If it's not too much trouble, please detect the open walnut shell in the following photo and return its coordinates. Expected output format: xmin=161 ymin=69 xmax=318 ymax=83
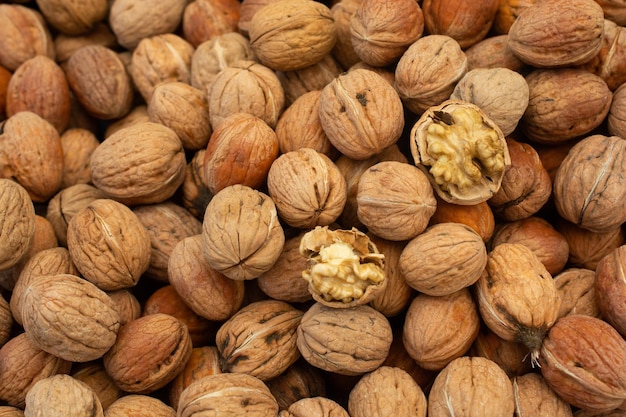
xmin=299 ymin=226 xmax=386 ymax=308
xmin=410 ymin=100 xmax=510 ymax=205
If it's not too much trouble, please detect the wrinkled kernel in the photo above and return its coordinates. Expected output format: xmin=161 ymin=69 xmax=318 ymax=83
xmin=426 ymin=107 xmax=505 ymax=193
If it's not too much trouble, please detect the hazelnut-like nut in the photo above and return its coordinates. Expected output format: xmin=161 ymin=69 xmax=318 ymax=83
xmin=182 ymin=0 xmax=240 ymax=47
xmin=299 ymin=226 xmax=386 ymax=308
xmin=0 ymin=179 xmax=35 ymax=271
xmin=248 ymin=0 xmax=337 ymax=72
xmin=318 ymin=68 xmax=404 ymax=161
xmin=410 ymin=100 xmax=510 ymax=205
xmin=24 ymin=374 xmax=103 ymax=417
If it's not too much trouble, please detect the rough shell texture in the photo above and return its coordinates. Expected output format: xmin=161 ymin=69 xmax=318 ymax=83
xmin=469 ymin=327 xmax=532 ymax=378
xmin=540 ymin=314 xmax=626 ymax=412
xmin=595 ymin=246 xmax=626 ymax=336
xmin=182 ymin=0 xmax=241 ymax=48
xmin=216 ymin=300 xmax=303 ymax=381
xmin=464 ymin=34 xmax=526 ymax=72
xmin=318 ymin=68 xmax=404 ymax=160
xmin=168 ymin=346 xmax=222 ymax=410
xmin=0 ymin=179 xmax=35 ymax=271
xmin=103 ymin=313 xmax=192 ymax=394
xmin=356 ymin=161 xmax=436 ymax=241
xmin=103 ymin=395 xmax=176 ymax=417
xmin=609 ymin=83 xmax=626 ymax=138
xmin=428 ymin=356 xmax=515 ymax=417
xmin=265 ymin=361 xmax=327 ymax=411
xmin=21 ymin=274 xmax=120 ymax=363
xmin=285 ymin=396 xmax=349 ymax=417
xmin=90 ymin=122 xmax=187 ymax=206
xmin=248 ymin=0 xmax=337 ymax=72
xmin=578 ymin=19 xmax=626 ymax=91
xmin=513 ymin=373 xmax=573 ymax=417
xmin=555 ymin=268 xmax=600 ymax=319
xmin=507 ymin=0 xmax=605 ymax=67
xmin=296 ymin=302 xmax=392 ymax=376
xmin=67 ymin=198 xmax=151 ymax=291
xmin=553 ymin=135 xmax=626 ymax=233
xmin=24 ymin=374 xmax=103 ymax=417
xmin=59 ymin=128 xmax=100 ymax=189
xmin=202 ymin=184 xmax=285 ymax=280
xmin=177 ymin=372 xmax=279 ymax=417
xmin=71 ymin=362 xmax=121 ymax=410
xmin=35 ymin=0 xmax=108 ymax=35
xmin=400 ymin=222 xmax=487 ymax=296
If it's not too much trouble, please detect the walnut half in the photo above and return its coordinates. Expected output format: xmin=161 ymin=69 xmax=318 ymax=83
xmin=299 ymin=226 xmax=385 ymax=308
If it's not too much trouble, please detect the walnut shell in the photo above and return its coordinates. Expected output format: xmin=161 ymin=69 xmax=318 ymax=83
xmin=71 ymin=362 xmax=122 ymax=410
xmin=103 ymin=395 xmax=176 ymax=417
xmin=182 ymin=149 xmax=213 ymax=220
xmin=348 ymin=366 xmax=427 ymax=417
xmin=283 ymin=397 xmax=349 ymax=417
xmin=181 ymin=0 xmax=240 ymax=48
xmin=513 ymin=373 xmax=573 ymax=417
xmin=595 ymin=245 xmax=626 ymax=336
xmin=168 ymin=346 xmax=222 ymax=410
xmin=177 ymin=373 xmax=279 ymax=417
xmin=248 ymin=0 xmax=337 ymax=72
xmin=21 ymin=273 xmax=120 ymax=362
xmin=554 ymin=268 xmax=600 ymax=319
xmin=202 ymin=184 xmax=285 ymax=280
xmin=59 ymin=128 xmax=100 ymax=189
xmin=103 ymin=313 xmax=193 ymax=394
xmin=36 ymin=0 xmax=108 ymax=36
xmin=90 ymin=122 xmax=187 ymax=206
xmin=0 ymin=407 xmax=24 ymax=417
xmin=318 ymin=68 xmax=404 ymax=160
xmin=428 ymin=356 xmax=514 ymax=417
xmin=469 ymin=327 xmax=532 ymax=378
xmin=297 ymin=302 xmax=392 ymax=376
xmin=0 ymin=179 xmax=35 ymax=271
xmin=609 ymin=83 xmax=626 ymax=138
xmin=216 ymin=299 xmax=303 ymax=381
xmin=356 ymin=161 xmax=436 ymax=241
xmin=577 ymin=19 xmax=626 ymax=91
xmin=508 ymin=0 xmax=605 ymax=67
xmin=53 ymin=23 xmax=117 ymax=64
xmin=399 ymin=222 xmax=487 ymax=296
xmin=67 ymin=198 xmax=151 ymax=291
xmin=556 ymin=219 xmax=625 ymax=271
xmin=410 ymin=100 xmax=510 ymax=205
xmin=330 ymin=0 xmax=361 ymax=70
xmin=540 ymin=315 xmax=626 ymax=412
xmin=24 ymin=374 xmax=103 ymax=417
xmin=276 ymin=54 xmax=343 ymax=107
xmin=265 ymin=360 xmax=327 ymax=411
xmin=464 ymin=34 xmax=527 ymax=72
xmin=553 ymin=135 xmax=626 ymax=233
xmin=428 ymin=197 xmax=495 ymax=242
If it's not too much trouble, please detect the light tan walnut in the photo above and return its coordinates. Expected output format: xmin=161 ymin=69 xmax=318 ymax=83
xmin=513 ymin=372 xmax=573 ymax=417
xmin=36 ymin=0 xmax=108 ymax=36
xmin=299 ymin=226 xmax=385 ymax=308
xmin=104 ymin=395 xmax=175 ymax=417
xmin=330 ymin=0 xmax=362 ymax=70
xmin=24 ymin=374 xmax=103 ymax=417
xmin=59 ymin=128 xmax=100 ymax=189
xmin=104 ymin=105 xmax=150 ymax=139
xmin=106 ymin=289 xmax=141 ymax=326
xmin=609 ymin=83 xmax=626 ymax=138
xmin=71 ymin=362 xmax=122 ymax=410
xmin=0 ymin=179 xmax=35 ymax=271
xmin=283 ymin=397 xmax=349 ymax=417
xmin=0 ymin=407 xmax=24 ymax=417
xmin=276 ymin=54 xmax=343 ymax=107
xmin=554 ymin=268 xmax=600 ymax=319
xmin=410 ymin=100 xmax=510 ymax=205
xmin=53 ymin=23 xmax=117 ymax=64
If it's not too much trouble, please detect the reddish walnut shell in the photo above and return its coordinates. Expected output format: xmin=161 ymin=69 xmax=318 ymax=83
xmin=168 ymin=346 xmax=222 ymax=410
xmin=540 ymin=315 xmax=626 ymax=412
xmin=410 ymin=100 xmax=510 ymax=205
xmin=428 ymin=197 xmax=495 ymax=242
xmin=182 ymin=0 xmax=240 ymax=48
xmin=469 ymin=327 xmax=532 ymax=378
xmin=595 ymin=245 xmax=626 ymax=336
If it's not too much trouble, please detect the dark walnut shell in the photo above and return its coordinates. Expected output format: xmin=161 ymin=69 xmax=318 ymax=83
xmin=215 ymin=299 xmax=303 ymax=381
xmin=553 ymin=135 xmax=626 ymax=233
xmin=265 ymin=360 xmax=327 ymax=411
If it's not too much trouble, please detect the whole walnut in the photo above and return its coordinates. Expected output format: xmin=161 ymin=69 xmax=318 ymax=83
xmin=276 ymin=54 xmax=343 ymax=107
xmin=59 ymin=128 xmax=100 ymax=189
xmin=0 ymin=179 xmax=35 ymax=271
xmin=103 ymin=395 xmax=176 ymax=417
xmin=464 ymin=34 xmax=526 ymax=72
xmin=36 ymin=0 xmax=108 ymax=36
xmin=554 ymin=268 xmax=600 ymax=319
xmin=492 ymin=0 xmax=537 ymax=35
xmin=182 ymin=0 xmax=240 ymax=47
xmin=595 ymin=245 xmax=626 ymax=336
xmin=106 ymin=289 xmax=141 ymax=326
xmin=469 ymin=327 xmax=532 ymax=378
xmin=577 ymin=19 xmax=626 ymax=91
xmin=428 ymin=197 xmax=495 ymax=242
xmin=53 ymin=23 xmax=118 ymax=64
xmin=24 ymin=374 xmax=103 ymax=417
xmin=282 ymin=397 xmax=349 ymax=417
xmin=512 ymin=373 xmax=573 ymax=416
xmin=553 ymin=135 xmax=626 ymax=233
xmin=330 ymin=0 xmax=362 ymax=70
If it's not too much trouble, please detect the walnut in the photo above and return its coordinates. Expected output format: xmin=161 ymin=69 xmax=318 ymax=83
xmin=450 ymin=67 xmax=529 ymax=136
xmin=108 ymin=0 xmax=187 ymax=50
xmin=21 ymin=273 xmax=120 ymax=362
xmin=182 ymin=0 xmax=240 ymax=47
xmin=554 ymin=268 xmax=600 ymax=319
xmin=553 ymin=135 xmax=626 ymax=233
xmin=216 ymin=299 xmax=304 ymax=380
xmin=488 ymin=137 xmax=552 ymax=221
xmin=265 ymin=361 xmax=327 ymax=411
xmin=276 ymin=54 xmax=343 ymax=107
xmin=491 ymin=217 xmax=569 ymax=276
xmin=410 ymin=100 xmax=510 ymax=205
xmin=539 ymin=315 xmax=626 ymax=412
xmin=0 ymin=5 xmax=55 ymax=71
xmin=283 ymin=397 xmax=350 ymax=417
xmin=129 ymin=33 xmax=194 ymax=103
xmin=349 ymin=0 xmax=424 ymax=67
xmin=147 ymin=81 xmax=211 ymax=151
xmin=395 ymin=35 xmax=467 ymax=115
xmin=513 ymin=373 xmax=573 ymax=416
xmin=403 ymin=289 xmax=480 ymax=371
xmin=356 ymin=161 xmax=437 ymax=241
xmin=297 ymin=302 xmax=392 ymax=375
xmin=182 ymin=149 xmax=213 ymax=220
xmin=381 ymin=334 xmax=438 ymax=394
xmin=399 ymin=222 xmax=487 ymax=296
xmin=492 ymin=0 xmax=536 ymax=35
xmin=65 ymin=45 xmax=133 ymax=120
xmin=190 ymin=31 xmax=254 ymax=93
xmin=595 ymin=0 xmax=626 ymax=26
xmin=428 ymin=356 xmax=514 ymax=416
xmin=248 ymin=0 xmax=337 ymax=72
xmin=609 ymin=83 xmax=626 ymax=139
xmin=476 ymin=243 xmax=560 ymax=363
xmin=577 ymin=19 xmax=626 ymax=91
xmin=203 ymin=112 xmax=279 ymax=194
xmin=103 ymin=313 xmax=192 ymax=394
xmin=90 ymin=122 xmax=187 ymax=206
xmin=169 ymin=235 xmax=245 ymax=321
xmin=299 ymin=226 xmax=385 ymax=308
xmin=168 ymin=346 xmax=222 ymax=410
xmin=209 ymin=60 xmax=285 ymax=130
xmin=348 ymin=366 xmax=427 ymax=417
xmin=330 ymin=0 xmax=362 ymax=70
xmin=6 ymin=55 xmax=70 ymax=133
xmin=36 ymin=0 xmax=108 ymax=36
xmin=177 ymin=373 xmax=279 ymax=417
xmin=428 ymin=197 xmax=495 ymax=242
xmin=104 ymin=105 xmax=150 ymax=139
xmin=0 ymin=65 xmax=9 ymax=119
xmin=24 ymin=374 xmax=103 ymax=417
xmin=464 ymin=34 xmax=527 ymax=72
xmin=318 ymin=68 xmax=404 ymax=160
xmin=0 ymin=179 xmax=35 ymax=271
xmin=469 ymin=327 xmax=532 ymax=378
xmin=202 ymin=184 xmax=285 ymax=280
xmin=521 ymin=69 xmax=612 ymax=144
xmin=103 ymin=395 xmax=176 ymax=417
xmin=0 ymin=332 xmax=71 ymax=408
xmin=0 ymin=111 xmax=63 ymax=202
xmin=0 ymin=407 xmax=24 ymax=417
xmin=0 ymin=294 xmax=11 ymax=347
xmin=53 ymin=23 xmax=118 ymax=64
xmin=59 ymin=128 xmax=100 ymax=189
xmin=508 ymin=0 xmax=604 ymax=67
xmin=71 ymin=362 xmax=122 ymax=410
xmin=595 ymin=246 xmax=626 ymax=336
xmin=106 ymin=289 xmax=141 ymax=326
xmin=267 ymin=148 xmax=347 ymax=229
xmin=422 ymin=0 xmax=499 ymax=49
xmin=66 ymin=198 xmax=151 ymax=291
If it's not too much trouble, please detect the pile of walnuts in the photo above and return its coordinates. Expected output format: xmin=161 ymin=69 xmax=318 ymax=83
xmin=2 ymin=0 xmax=626 ymax=415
